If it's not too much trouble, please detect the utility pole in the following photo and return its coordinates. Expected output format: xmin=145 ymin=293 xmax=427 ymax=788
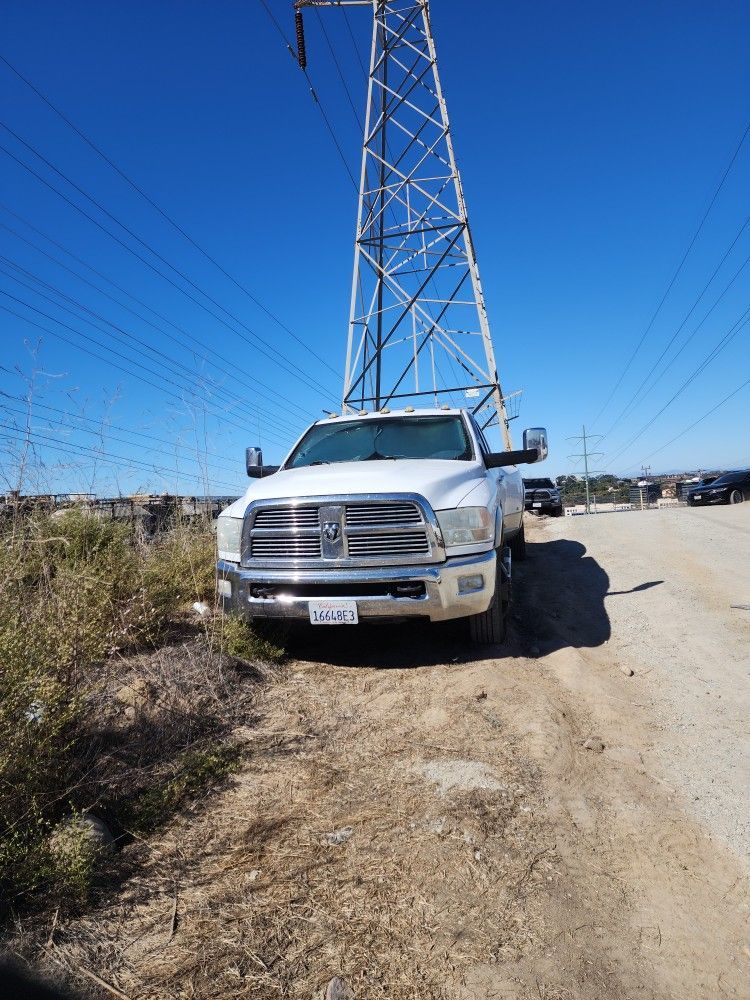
xmin=567 ymin=426 xmax=604 ymax=514
xmin=293 ymin=0 xmax=516 ymax=448
xmin=641 ymin=465 xmax=651 ymax=481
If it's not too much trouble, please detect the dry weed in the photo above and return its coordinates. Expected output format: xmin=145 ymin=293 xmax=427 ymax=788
xmin=15 ymin=664 xmax=558 ymax=1000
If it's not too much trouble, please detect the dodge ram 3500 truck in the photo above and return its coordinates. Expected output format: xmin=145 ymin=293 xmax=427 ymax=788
xmin=216 ymin=408 xmax=548 ymax=644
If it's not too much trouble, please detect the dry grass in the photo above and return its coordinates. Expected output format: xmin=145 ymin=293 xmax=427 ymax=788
xmin=0 ymin=509 xmax=283 ymax=913
xmin=13 ymin=663 xmax=559 ymax=1000
xmin=2 ymin=515 xmax=561 ymax=998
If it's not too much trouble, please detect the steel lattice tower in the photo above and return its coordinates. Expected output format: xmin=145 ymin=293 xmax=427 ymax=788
xmin=296 ymin=0 xmax=513 ymax=448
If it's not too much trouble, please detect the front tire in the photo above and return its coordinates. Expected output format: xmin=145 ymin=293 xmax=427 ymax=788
xmin=730 ymin=489 xmax=744 ymax=504
xmin=468 ymin=547 xmax=510 ymax=646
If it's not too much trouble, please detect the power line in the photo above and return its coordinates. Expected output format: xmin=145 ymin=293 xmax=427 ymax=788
xmin=257 ymin=0 xmax=298 ymax=55
xmin=603 ymin=302 xmax=750 ymax=467
xmin=0 ymin=255 xmax=307 ymax=435
xmin=0 ymin=295 xmax=295 ymax=449
xmin=629 ymin=373 xmax=750 ymax=469
xmin=0 ymin=126 xmax=337 ymax=399
xmin=0 ymin=123 xmax=336 ymax=399
xmin=315 ymin=10 xmax=364 ymax=133
xmin=0 ymin=51 xmax=341 ymax=380
xmin=0 ymin=226 xmax=309 ymax=431
xmin=256 ymin=0 xmax=359 ymax=192
xmin=342 ymin=5 xmax=369 ymax=80
xmin=0 ymin=206 xmax=316 ymax=424
xmin=301 ymin=70 xmax=359 ymax=191
xmin=600 ymin=214 xmax=750 ymax=441
xmin=0 ymin=426 xmax=242 ymax=494
xmin=589 ymin=114 xmax=750 ymax=427
xmin=0 ymin=277 xmax=297 ymax=448
xmin=0 ymin=401 xmax=245 ymax=480
xmin=0 ymin=388 xmax=245 ymax=472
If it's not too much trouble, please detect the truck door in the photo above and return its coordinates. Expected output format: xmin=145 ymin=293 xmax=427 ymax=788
xmin=469 ymin=415 xmax=523 ymax=538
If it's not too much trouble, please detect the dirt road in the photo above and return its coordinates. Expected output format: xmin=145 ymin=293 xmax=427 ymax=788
xmin=41 ymin=507 xmax=750 ymax=999
xmin=538 ymin=504 xmax=750 ymax=856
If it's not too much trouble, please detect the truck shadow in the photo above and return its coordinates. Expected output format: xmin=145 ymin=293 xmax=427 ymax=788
xmin=511 ymin=538 xmax=612 ymax=655
xmin=285 ymin=537 xmax=640 ymax=668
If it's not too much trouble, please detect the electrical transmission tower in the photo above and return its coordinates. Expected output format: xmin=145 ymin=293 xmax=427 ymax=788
xmin=567 ymin=426 xmax=604 ymax=514
xmin=294 ymin=0 xmax=515 ymax=448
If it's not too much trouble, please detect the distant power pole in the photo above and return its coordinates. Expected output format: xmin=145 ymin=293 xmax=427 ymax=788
xmin=567 ymin=425 xmax=604 ymax=514
xmin=641 ymin=465 xmax=651 ymax=481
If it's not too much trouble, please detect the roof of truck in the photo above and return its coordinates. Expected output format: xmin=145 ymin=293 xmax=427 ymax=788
xmin=315 ymin=406 xmax=467 ymax=425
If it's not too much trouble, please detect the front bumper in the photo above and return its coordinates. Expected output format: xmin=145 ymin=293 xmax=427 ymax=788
xmin=217 ymin=549 xmax=496 ymax=623
xmin=688 ymin=494 xmax=727 ymax=505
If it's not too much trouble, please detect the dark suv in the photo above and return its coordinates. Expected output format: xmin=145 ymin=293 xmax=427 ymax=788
xmin=687 ymin=470 xmax=750 ymax=506
xmin=523 ymin=478 xmax=563 ymax=516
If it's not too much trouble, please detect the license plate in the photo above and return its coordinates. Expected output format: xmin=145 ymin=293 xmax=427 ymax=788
xmin=309 ymin=600 xmax=358 ymax=625
xmin=533 ymin=502 xmax=542 ymax=508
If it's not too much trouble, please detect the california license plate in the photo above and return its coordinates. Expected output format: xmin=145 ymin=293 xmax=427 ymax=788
xmin=533 ymin=502 xmax=542 ymax=508
xmin=309 ymin=600 xmax=358 ymax=625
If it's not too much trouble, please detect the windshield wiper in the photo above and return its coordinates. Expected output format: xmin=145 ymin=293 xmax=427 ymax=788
xmin=307 ymin=460 xmax=331 ymax=466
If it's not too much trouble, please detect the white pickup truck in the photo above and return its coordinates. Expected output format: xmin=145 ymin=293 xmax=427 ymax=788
xmin=216 ymin=408 xmax=548 ymax=644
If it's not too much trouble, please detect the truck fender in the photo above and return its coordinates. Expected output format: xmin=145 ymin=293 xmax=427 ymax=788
xmin=494 ymin=504 xmax=504 ymax=549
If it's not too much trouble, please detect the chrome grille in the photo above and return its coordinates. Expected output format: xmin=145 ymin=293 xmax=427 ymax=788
xmin=243 ymin=495 xmax=440 ymax=566
xmin=251 ymin=536 xmax=322 ymax=559
xmin=253 ymin=507 xmax=320 ymax=530
xmin=347 ymin=531 xmax=430 ymax=557
xmin=345 ymin=502 xmax=422 ymax=526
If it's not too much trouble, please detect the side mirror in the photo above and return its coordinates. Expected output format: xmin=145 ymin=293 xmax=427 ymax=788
xmin=485 ymin=428 xmax=550 ymax=469
xmin=523 ymin=427 xmax=549 ymax=463
xmin=246 ymin=447 xmax=263 ymax=476
xmin=246 ymin=447 xmax=280 ymax=479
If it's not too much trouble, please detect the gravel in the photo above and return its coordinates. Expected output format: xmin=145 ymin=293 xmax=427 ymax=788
xmin=543 ymin=504 xmax=750 ymax=855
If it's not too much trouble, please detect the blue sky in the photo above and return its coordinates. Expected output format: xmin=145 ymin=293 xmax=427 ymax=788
xmin=2 ymin=0 xmax=749 ymax=495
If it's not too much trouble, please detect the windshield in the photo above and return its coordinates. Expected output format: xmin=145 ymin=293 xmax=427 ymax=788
xmin=524 ymin=478 xmax=554 ymax=489
xmin=707 ymin=472 xmax=747 ymax=486
xmin=285 ymin=416 xmax=474 ymax=469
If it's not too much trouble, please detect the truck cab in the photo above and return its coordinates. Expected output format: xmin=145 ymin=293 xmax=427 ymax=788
xmin=216 ymin=408 xmax=548 ymax=644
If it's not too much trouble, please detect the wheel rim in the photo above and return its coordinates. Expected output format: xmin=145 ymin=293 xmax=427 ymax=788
xmin=730 ymin=490 xmax=743 ymax=504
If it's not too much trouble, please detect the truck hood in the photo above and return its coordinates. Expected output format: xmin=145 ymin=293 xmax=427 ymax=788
xmin=224 ymin=460 xmax=490 ymax=517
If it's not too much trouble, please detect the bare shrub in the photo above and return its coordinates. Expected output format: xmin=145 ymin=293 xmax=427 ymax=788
xmin=0 ymin=509 xmax=282 ymax=915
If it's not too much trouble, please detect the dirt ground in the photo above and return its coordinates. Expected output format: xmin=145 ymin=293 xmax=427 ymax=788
xmin=28 ymin=506 xmax=750 ymax=999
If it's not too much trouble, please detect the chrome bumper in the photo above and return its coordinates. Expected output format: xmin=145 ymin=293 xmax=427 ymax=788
xmin=217 ymin=550 xmax=497 ymax=623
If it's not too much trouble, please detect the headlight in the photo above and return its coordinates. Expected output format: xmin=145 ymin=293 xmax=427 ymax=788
xmin=436 ymin=507 xmax=494 ymax=547
xmin=216 ymin=516 xmax=243 ymax=562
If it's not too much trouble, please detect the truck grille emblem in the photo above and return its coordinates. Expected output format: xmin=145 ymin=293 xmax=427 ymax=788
xmin=323 ymin=522 xmax=341 ymax=542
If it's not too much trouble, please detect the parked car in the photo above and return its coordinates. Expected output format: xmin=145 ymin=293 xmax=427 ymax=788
xmin=687 ymin=470 xmax=750 ymax=506
xmin=523 ymin=478 xmax=563 ymax=516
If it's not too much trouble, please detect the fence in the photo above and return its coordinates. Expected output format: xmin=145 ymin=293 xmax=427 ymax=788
xmin=0 ymin=493 xmax=239 ymax=534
